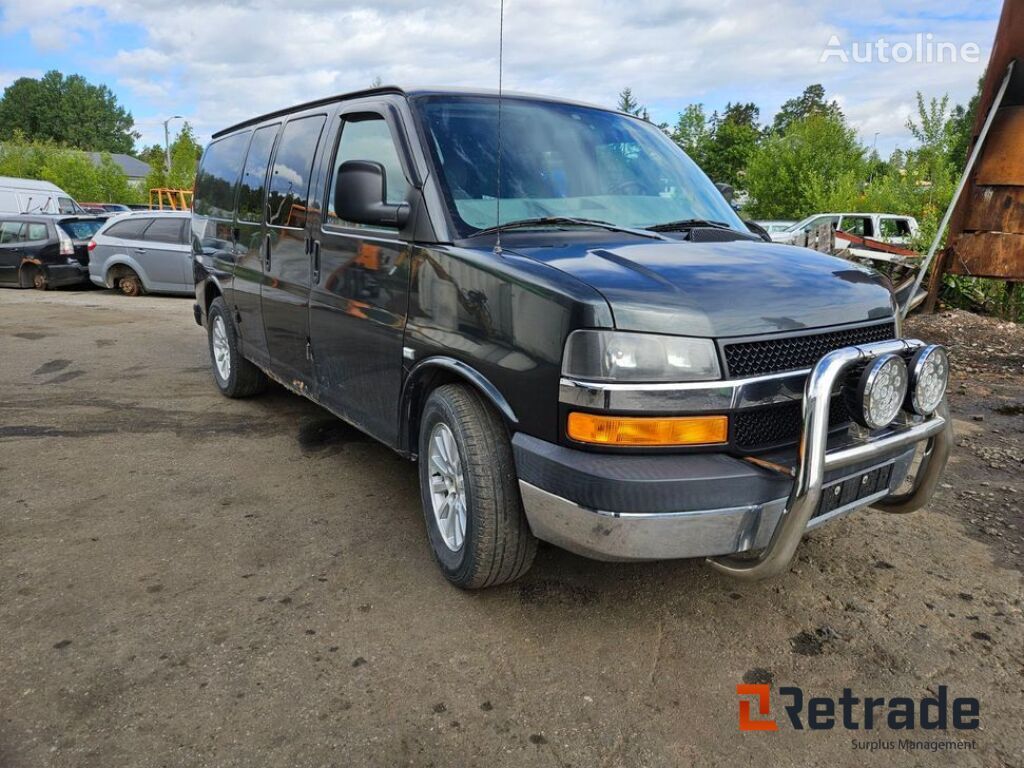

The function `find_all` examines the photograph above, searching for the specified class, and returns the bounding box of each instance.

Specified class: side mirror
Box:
[334,160,410,229]
[714,181,734,203]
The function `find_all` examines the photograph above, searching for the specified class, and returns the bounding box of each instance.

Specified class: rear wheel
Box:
[207,296,268,398]
[31,270,47,291]
[118,269,143,297]
[418,384,536,589]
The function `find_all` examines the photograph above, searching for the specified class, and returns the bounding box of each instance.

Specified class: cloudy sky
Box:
[0,0,1001,156]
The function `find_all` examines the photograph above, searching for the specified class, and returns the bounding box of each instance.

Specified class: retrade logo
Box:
[736,684,980,733]
[736,684,778,731]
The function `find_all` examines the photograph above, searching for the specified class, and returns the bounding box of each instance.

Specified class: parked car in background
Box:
[771,213,919,248]
[755,220,796,234]
[88,211,193,296]
[0,177,88,215]
[0,214,103,289]
[79,202,133,214]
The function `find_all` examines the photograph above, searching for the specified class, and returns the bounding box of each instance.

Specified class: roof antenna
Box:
[494,0,505,255]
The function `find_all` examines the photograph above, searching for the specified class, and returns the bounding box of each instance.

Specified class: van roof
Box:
[0,176,68,193]
[210,86,622,139]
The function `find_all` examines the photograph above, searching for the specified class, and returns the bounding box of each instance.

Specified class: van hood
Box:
[507,238,896,338]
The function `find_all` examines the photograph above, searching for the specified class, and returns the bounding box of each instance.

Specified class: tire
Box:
[118,269,143,297]
[29,268,47,290]
[418,383,536,589]
[207,296,268,398]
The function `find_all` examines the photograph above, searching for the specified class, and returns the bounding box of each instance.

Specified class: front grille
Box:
[723,322,896,378]
[733,396,852,452]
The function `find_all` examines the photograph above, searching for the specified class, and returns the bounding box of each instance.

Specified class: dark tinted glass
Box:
[327,115,409,228]
[416,95,745,236]
[267,115,326,228]
[104,218,151,239]
[144,218,186,244]
[238,124,279,223]
[0,221,25,243]
[194,131,250,219]
[60,220,103,239]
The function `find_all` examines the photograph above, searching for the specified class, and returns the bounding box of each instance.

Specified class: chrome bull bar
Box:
[708,338,953,580]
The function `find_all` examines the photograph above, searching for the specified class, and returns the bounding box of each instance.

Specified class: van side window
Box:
[266,115,326,228]
[105,218,151,240]
[194,131,251,219]
[237,124,279,224]
[327,115,410,229]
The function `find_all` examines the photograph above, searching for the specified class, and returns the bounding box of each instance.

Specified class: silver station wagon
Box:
[88,211,193,296]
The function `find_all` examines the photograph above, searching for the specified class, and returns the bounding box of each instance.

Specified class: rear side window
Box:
[144,218,187,244]
[238,124,279,223]
[841,216,874,237]
[26,223,49,241]
[0,221,25,243]
[880,218,912,238]
[60,220,104,239]
[194,131,251,219]
[267,115,326,228]
[104,218,152,240]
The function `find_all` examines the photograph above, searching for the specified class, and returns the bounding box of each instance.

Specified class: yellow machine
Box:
[149,188,193,211]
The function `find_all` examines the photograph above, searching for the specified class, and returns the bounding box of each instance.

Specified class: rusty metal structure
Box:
[924,0,1024,310]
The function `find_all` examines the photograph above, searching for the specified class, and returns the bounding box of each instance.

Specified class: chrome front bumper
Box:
[518,339,953,579]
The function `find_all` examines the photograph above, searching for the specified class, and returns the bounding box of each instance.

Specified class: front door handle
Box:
[312,240,321,284]
[264,234,272,271]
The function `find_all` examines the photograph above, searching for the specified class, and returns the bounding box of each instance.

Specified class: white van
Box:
[0,176,84,215]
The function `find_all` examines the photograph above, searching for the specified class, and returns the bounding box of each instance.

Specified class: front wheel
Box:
[207,297,268,398]
[418,384,537,589]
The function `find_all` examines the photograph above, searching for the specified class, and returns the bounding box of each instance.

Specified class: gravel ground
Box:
[0,290,1021,768]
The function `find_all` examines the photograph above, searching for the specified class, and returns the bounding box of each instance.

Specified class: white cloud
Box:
[0,0,998,151]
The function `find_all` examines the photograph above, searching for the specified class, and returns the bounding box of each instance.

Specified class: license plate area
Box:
[813,461,895,521]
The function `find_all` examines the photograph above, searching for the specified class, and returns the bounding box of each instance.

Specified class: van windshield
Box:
[414,95,745,238]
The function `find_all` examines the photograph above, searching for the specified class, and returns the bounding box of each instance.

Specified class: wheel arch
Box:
[103,257,149,290]
[400,356,518,458]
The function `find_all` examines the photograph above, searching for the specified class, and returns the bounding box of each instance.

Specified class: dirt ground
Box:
[0,289,1021,768]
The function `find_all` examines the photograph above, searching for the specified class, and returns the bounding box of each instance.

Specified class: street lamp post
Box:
[163,115,184,174]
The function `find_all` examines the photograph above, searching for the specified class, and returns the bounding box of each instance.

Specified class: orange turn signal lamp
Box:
[567,412,729,447]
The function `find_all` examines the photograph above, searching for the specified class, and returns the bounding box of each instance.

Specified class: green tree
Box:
[671,104,710,166]
[745,112,865,219]
[771,84,844,136]
[945,77,982,172]
[701,103,761,189]
[144,122,202,192]
[0,70,139,152]
[616,87,650,121]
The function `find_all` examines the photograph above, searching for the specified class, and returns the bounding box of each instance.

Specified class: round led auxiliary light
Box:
[905,344,949,416]
[854,353,909,430]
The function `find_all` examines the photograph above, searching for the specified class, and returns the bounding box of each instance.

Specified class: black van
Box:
[191,87,952,588]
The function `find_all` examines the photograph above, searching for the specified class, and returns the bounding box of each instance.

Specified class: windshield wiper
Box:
[473,216,669,241]
[645,218,734,233]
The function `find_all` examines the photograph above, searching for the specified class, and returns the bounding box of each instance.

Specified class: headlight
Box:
[853,353,908,429]
[905,345,948,415]
[562,330,720,382]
